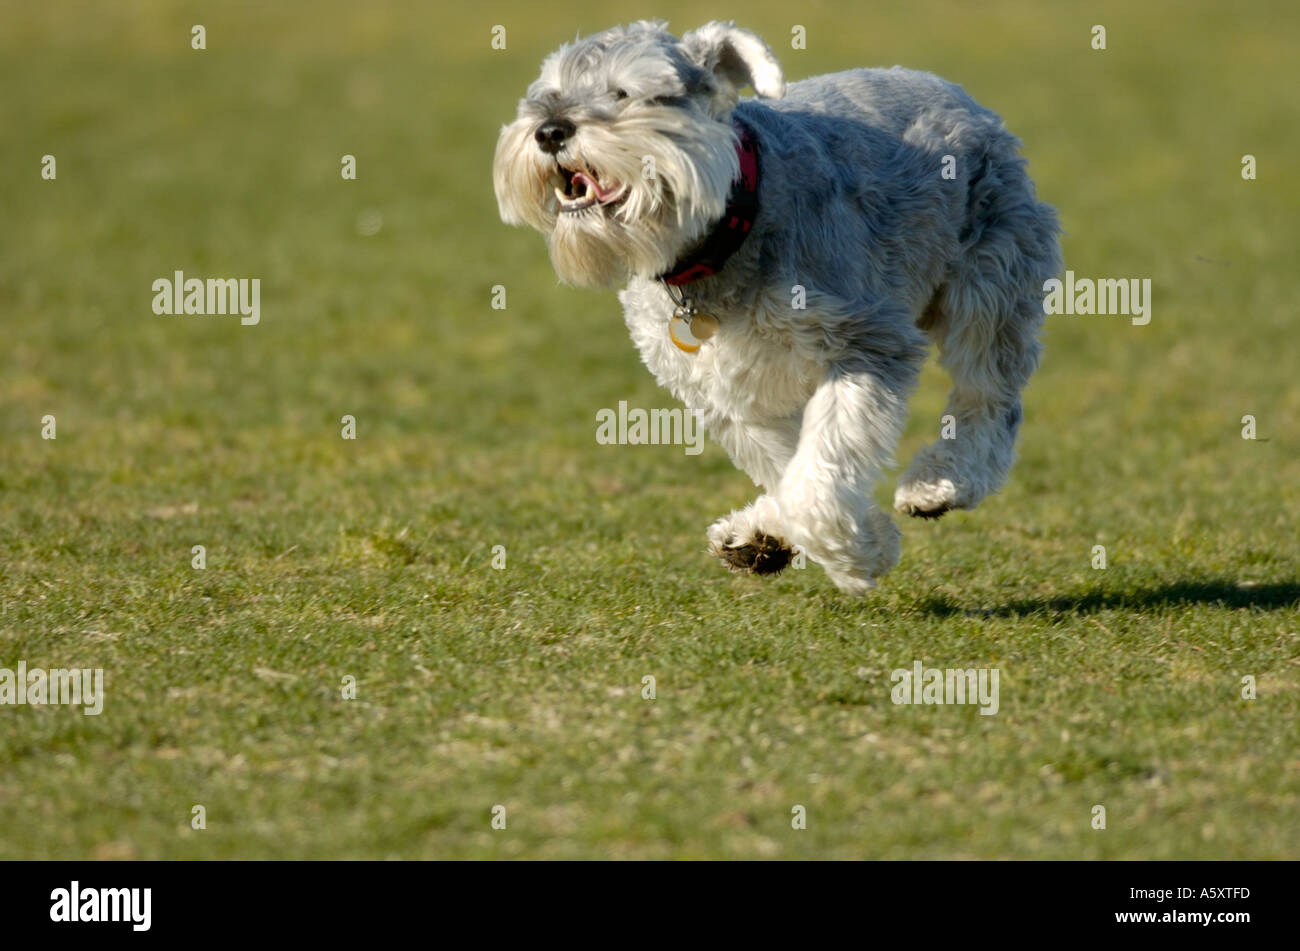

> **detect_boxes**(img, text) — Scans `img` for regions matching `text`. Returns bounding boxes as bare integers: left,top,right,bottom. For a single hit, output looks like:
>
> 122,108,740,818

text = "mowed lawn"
1,0,1297,859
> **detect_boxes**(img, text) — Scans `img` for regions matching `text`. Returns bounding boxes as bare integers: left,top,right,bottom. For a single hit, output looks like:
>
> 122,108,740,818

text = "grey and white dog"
494,20,1061,594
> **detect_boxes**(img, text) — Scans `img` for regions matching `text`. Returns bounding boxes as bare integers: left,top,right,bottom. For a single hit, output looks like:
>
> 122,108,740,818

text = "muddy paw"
712,532,794,575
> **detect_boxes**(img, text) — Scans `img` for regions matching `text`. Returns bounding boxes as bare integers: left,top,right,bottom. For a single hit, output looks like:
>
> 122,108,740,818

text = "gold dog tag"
669,309,719,354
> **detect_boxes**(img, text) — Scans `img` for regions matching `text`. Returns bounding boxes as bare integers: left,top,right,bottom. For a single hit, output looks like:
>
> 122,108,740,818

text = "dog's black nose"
534,118,575,154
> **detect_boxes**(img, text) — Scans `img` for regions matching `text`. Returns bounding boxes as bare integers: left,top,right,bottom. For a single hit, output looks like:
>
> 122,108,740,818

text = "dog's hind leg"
894,292,1042,517
895,152,1061,518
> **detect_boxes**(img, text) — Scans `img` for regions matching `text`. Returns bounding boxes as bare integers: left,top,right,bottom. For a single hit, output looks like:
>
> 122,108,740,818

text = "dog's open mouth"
551,162,628,214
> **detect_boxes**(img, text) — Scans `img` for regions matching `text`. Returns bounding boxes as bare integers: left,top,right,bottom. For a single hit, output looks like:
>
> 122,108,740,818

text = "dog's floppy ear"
680,21,785,106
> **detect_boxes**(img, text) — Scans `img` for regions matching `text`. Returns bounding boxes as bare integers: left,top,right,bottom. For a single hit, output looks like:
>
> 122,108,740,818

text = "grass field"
1,0,1297,859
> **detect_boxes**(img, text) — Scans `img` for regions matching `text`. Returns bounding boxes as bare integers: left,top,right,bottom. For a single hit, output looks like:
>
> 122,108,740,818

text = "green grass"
1,0,1297,859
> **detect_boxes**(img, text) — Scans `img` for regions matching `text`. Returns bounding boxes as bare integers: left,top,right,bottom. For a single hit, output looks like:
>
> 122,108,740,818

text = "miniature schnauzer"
494,20,1061,594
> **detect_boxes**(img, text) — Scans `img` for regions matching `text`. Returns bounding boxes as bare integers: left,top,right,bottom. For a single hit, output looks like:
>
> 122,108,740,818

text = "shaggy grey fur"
494,21,1061,594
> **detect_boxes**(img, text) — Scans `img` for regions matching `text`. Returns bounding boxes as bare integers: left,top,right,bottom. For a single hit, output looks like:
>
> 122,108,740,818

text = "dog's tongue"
572,171,621,202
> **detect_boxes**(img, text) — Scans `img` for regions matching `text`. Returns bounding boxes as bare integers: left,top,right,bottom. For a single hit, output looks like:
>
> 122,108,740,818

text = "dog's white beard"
493,110,739,288
547,207,677,287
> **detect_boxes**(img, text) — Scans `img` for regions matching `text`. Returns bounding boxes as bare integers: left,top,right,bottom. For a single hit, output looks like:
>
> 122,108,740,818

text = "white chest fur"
618,278,822,488
619,279,820,419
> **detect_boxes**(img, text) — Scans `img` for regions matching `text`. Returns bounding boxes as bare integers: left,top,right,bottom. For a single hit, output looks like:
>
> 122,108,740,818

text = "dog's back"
773,66,997,138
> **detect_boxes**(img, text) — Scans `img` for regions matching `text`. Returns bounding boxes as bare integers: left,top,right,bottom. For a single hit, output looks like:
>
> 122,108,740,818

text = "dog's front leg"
776,355,918,595
705,417,800,576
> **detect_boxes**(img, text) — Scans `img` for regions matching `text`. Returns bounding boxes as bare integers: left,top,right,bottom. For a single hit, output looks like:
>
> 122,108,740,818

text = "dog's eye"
613,88,628,100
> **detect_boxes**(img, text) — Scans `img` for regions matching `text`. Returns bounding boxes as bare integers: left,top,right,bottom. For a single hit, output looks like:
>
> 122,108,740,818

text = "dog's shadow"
917,580,1300,618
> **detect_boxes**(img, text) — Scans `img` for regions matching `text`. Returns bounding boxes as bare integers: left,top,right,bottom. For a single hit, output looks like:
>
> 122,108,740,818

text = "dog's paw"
895,434,1010,518
707,506,793,576
893,476,960,519
894,446,978,518
710,530,794,575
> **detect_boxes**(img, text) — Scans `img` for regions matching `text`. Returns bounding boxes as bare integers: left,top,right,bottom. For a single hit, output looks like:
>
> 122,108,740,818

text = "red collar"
658,120,760,286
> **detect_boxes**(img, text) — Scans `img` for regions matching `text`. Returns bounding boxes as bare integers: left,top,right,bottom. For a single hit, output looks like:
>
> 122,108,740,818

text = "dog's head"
493,20,784,287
